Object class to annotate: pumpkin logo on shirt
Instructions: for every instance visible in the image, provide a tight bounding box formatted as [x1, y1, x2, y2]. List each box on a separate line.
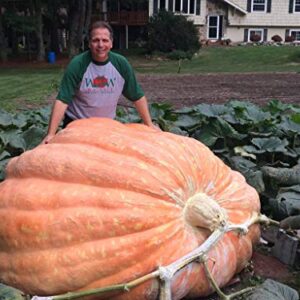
[84, 76, 116, 90]
[93, 76, 108, 88]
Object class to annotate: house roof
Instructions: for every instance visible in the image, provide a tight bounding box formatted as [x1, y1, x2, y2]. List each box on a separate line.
[222, 0, 248, 14]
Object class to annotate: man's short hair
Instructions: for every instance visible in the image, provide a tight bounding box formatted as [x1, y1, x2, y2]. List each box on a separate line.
[89, 21, 114, 41]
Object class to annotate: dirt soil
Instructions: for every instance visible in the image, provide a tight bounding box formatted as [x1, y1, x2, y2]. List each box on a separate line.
[119, 73, 300, 108]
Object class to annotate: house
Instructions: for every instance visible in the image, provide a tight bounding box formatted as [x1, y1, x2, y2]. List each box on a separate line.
[148, 0, 300, 43]
[96, 0, 300, 47]
[93, 0, 149, 49]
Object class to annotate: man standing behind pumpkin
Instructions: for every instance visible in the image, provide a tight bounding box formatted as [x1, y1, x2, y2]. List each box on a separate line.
[42, 21, 159, 144]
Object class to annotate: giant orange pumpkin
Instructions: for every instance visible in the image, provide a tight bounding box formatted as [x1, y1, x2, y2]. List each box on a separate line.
[0, 118, 260, 299]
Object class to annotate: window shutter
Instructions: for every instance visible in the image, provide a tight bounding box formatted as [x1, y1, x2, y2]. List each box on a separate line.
[247, 0, 252, 12]
[263, 29, 268, 41]
[267, 0, 272, 13]
[196, 0, 201, 15]
[244, 29, 249, 42]
[285, 29, 290, 39]
[289, 0, 294, 13]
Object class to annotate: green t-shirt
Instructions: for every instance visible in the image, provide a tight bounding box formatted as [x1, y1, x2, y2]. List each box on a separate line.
[57, 50, 144, 120]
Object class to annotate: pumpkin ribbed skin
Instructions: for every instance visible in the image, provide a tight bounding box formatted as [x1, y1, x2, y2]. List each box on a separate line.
[0, 118, 260, 299]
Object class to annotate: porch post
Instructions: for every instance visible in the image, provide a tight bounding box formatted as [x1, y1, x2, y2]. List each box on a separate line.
[102, 0, 107, 21]
[125, 25, 128, 49]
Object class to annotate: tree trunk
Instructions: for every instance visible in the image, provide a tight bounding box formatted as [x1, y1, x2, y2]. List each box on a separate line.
[83, 0, 92, 48]
[34, 0, 45, 62]
[0, 3, 8, 62]
[68, 0, 92, 58]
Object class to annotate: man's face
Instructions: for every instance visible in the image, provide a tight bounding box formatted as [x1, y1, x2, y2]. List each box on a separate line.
[89, 28, 112, 62]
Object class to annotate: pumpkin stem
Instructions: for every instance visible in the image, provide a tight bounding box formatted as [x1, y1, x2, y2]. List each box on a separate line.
[203, 257, 255, 300]
[183, 193, 228, 231]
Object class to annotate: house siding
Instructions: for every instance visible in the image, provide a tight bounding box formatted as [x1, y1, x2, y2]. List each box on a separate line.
[148, 0, 300, 43]
[225, 27, 295, 42]
[228, 0, 300, 26]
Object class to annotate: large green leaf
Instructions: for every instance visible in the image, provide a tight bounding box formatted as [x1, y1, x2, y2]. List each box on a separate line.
[0, 158, 11, 181]
[12, 113, 28, 129]
[194, 103, 229, 117]
[195, 103, 239, 124]
[278, 117, 300, 134]
[229, 100, 272, 124]
[0, 283, 26, 300]
[248, 279, 299, 300]
[149, 102, 175, 121]
[0, 110, 13, 128]
[265, 99, 295, 115]
[0, 129, 26, 151]
[193, 117, 246, 147]
[22, 126, 46, 150]
[116, 107, 141, 123]
[228, 156, 265, 193]
[173, 114, 202, 129]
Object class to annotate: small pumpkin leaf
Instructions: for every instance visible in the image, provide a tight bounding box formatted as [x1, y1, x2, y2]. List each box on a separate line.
[291, 113, 300, 124]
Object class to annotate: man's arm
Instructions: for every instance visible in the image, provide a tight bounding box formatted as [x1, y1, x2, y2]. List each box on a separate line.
[133, 96, 161, 131]
[41, 100, 68, 144]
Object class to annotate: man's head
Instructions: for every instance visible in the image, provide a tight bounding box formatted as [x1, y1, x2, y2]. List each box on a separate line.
[88, 21, 113, 62]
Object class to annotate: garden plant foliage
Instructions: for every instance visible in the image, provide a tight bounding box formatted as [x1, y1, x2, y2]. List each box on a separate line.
[0, 100, 300, 220]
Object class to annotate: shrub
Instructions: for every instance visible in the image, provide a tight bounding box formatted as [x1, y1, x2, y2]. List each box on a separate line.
[250, 34, 262, 42]
[166, 50, 193, 60]
[285, 35, 295, 43]
[147, 10, 200, 55]
[271, 35, 282, 42]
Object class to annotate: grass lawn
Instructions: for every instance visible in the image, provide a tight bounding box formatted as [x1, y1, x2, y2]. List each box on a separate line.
[0, 45, 299, 112]
[127, 45, 300, 73]
[0, 66, 64, 112]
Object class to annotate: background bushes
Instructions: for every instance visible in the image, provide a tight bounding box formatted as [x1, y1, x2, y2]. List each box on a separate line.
[146, 10, 200, 56]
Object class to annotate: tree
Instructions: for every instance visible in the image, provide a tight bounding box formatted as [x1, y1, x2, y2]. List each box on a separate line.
[0, 2, 8, 62]
[147, 10, 200, 55]
[33, 0, 45, 62]
[68, 0, 92, 58]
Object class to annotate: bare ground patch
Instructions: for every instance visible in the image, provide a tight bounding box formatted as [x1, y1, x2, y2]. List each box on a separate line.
[118, 72, 300, 108]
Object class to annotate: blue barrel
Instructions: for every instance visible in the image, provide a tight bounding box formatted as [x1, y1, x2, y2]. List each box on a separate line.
[47, 51, 56, 64]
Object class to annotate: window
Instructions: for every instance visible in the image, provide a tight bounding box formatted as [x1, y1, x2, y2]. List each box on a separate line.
[295, 0, 300, 12]
[248, 29, 264, 42]
[208, 16, 220, 39]
[290, 30, 300, 41]
[252, 0, 266, 12]
[157, 0, 201, 15]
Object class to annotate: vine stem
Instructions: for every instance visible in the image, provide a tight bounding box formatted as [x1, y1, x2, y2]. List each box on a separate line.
[31, 214, 277, 300]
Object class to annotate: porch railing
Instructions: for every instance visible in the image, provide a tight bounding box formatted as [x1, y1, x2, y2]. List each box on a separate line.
[107, 11, 149, 25]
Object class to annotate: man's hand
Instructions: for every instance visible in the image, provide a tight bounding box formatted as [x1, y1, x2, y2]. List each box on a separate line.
[147, 122, 162, 131]
[40, 134, 55, 145]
